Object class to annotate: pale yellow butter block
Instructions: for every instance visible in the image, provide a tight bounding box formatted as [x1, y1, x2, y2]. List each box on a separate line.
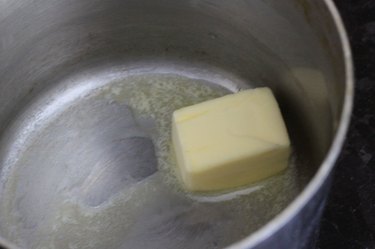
[172, 87, 291, 192]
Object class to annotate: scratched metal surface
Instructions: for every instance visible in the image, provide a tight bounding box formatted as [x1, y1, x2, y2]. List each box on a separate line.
[0, 0, 352, 248]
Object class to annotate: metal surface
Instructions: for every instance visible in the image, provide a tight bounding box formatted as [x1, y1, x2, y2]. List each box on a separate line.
[0, 0, 353, 248]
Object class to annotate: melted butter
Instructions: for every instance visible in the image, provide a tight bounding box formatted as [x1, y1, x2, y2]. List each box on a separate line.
[0, 73, 299, 249]
[101, 73, 232, 191]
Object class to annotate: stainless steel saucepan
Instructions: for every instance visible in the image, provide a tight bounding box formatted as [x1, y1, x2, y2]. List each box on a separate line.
[0, 0, 353, 248]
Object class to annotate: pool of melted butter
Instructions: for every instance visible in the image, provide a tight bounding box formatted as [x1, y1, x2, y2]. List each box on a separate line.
[0, 73, 299, 249]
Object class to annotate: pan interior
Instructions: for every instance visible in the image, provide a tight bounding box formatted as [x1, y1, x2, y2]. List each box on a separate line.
[0, 0, 347, 248]
[0, 62, 300, 249]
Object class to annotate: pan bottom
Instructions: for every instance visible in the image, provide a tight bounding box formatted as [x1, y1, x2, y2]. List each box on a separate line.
[0, 61, 299, 249]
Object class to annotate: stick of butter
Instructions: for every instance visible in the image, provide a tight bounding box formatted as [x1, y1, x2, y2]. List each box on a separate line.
[172, 87, 291, 192]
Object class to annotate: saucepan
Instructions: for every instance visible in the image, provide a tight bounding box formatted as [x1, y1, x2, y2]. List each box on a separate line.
[0, 0, 353, 248]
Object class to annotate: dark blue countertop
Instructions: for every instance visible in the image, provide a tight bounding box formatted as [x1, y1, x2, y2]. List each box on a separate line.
[317, 1, 375, 248]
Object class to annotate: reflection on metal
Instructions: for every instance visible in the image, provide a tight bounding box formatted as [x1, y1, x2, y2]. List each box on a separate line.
[0, 0, 353, 248]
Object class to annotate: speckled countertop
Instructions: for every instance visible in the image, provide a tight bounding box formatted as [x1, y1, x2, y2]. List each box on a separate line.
[317, 0, 375, 248]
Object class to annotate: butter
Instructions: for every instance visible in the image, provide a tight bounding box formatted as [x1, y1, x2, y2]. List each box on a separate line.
[172, 87, 291, 192]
